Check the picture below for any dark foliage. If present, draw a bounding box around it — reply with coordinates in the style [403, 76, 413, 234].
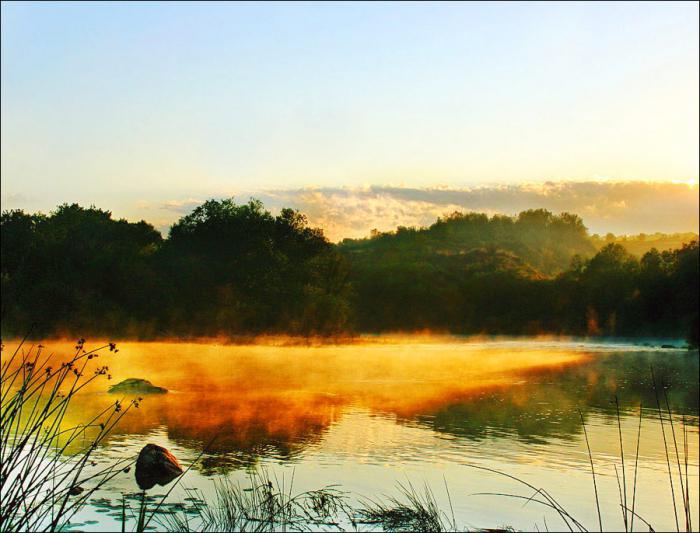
[340, 211, 698, 342]
[1, 201, 697, 344]
[1, 200, 350, 338]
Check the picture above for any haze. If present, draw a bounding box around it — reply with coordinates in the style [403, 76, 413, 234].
[1, 2, 698, 238]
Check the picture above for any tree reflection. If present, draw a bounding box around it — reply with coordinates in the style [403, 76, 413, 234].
[408, 351, 698, 443]
[7, 341, 697, 474]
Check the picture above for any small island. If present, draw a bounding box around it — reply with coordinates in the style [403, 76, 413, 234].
[108, 378, 168, 395]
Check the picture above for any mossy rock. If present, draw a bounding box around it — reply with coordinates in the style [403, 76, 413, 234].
[108, 378, 167, 394]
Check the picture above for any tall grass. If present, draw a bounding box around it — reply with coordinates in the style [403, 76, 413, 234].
[358, 478, 457, 532]
[159, 471, 461, 532]
[653, 366, 694, 533]
[579, 407, 602, 532]
[468, 366, 695, 533]
[0, 338, 135, 532]
[157, 469, 355, 532]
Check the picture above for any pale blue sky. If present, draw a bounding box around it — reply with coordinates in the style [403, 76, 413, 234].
[1, 1, 698, 235]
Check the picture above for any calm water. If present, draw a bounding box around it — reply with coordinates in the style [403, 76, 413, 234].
[5, 337, 699, 531]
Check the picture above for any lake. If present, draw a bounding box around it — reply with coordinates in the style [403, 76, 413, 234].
[3, 337, 698, 531]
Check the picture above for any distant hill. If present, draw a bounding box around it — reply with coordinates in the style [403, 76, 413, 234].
[339, 209, 593, 332]
[340, 209, 596, 277]
[590, 232, 699, 258]
[338, 210, 698, 339]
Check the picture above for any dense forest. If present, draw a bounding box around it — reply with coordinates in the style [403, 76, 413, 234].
[1, 200, 698, 345]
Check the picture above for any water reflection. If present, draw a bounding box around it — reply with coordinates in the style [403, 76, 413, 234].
[410, 351, 699, 445]
[119, 391, 341, 473]
[3, 339, 698, 473]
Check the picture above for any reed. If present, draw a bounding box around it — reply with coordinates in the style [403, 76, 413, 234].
[358, 479, 457, 532]
[650, 365, 680, 531]
[0, 337, 136, 532]
[579, 408, 602, 532]
[629, 402, 643, 532]
[614, 395, 628, 531]
[653, 366, 695, 533]
[157, 468, 355, 532]
[468, 373, 696, 533]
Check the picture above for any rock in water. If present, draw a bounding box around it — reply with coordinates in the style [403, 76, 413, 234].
[68, 485, 84, 496]
[135, 444, 183, 491]
[108, 378, 167, 394]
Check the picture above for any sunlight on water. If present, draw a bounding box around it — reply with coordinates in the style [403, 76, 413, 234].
[2, 337, 698, 531]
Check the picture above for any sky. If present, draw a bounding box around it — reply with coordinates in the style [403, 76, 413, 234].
[1, 1, 698, 239]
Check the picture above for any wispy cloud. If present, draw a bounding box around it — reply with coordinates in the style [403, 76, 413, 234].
[159, 199, 203, 214]
[1, 193, 30, 207]
[258, 181, 699, 241]
[132, 181, 698, 241]
[5, 181, 693, 241]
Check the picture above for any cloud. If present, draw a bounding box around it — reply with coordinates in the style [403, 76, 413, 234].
[159, 199, 204, 214]
[259, 181, 699, 241]
[259, 188, 469, 240]
[1, 192, 30, 208]
[132, 181, 698, 241]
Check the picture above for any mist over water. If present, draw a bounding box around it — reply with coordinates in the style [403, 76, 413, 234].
[3, 336, 697, 531]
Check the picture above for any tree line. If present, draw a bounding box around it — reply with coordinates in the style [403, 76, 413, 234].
[1, 200, 697, 345]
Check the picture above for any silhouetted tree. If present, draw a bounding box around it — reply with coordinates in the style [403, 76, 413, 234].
[1, 202, 697, 344]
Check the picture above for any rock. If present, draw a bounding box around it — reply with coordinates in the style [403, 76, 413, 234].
[135, 444, 183, 491]
[68, 485, 84, 496]
[108, 378, 167, 395]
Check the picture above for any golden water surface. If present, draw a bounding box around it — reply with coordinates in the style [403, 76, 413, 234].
[3, 337, 698, 531]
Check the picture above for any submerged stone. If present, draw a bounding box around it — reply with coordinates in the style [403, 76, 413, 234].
[108, 378, 167, 395]
[135, 444, 183, 491]
[68, 485, 84, 496]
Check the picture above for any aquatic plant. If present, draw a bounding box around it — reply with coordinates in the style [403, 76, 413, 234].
[157, 469, 355, 532]
[0, 337, 135, 532]
[358, 479, 457, 532]
[466, 368, 695, 533]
